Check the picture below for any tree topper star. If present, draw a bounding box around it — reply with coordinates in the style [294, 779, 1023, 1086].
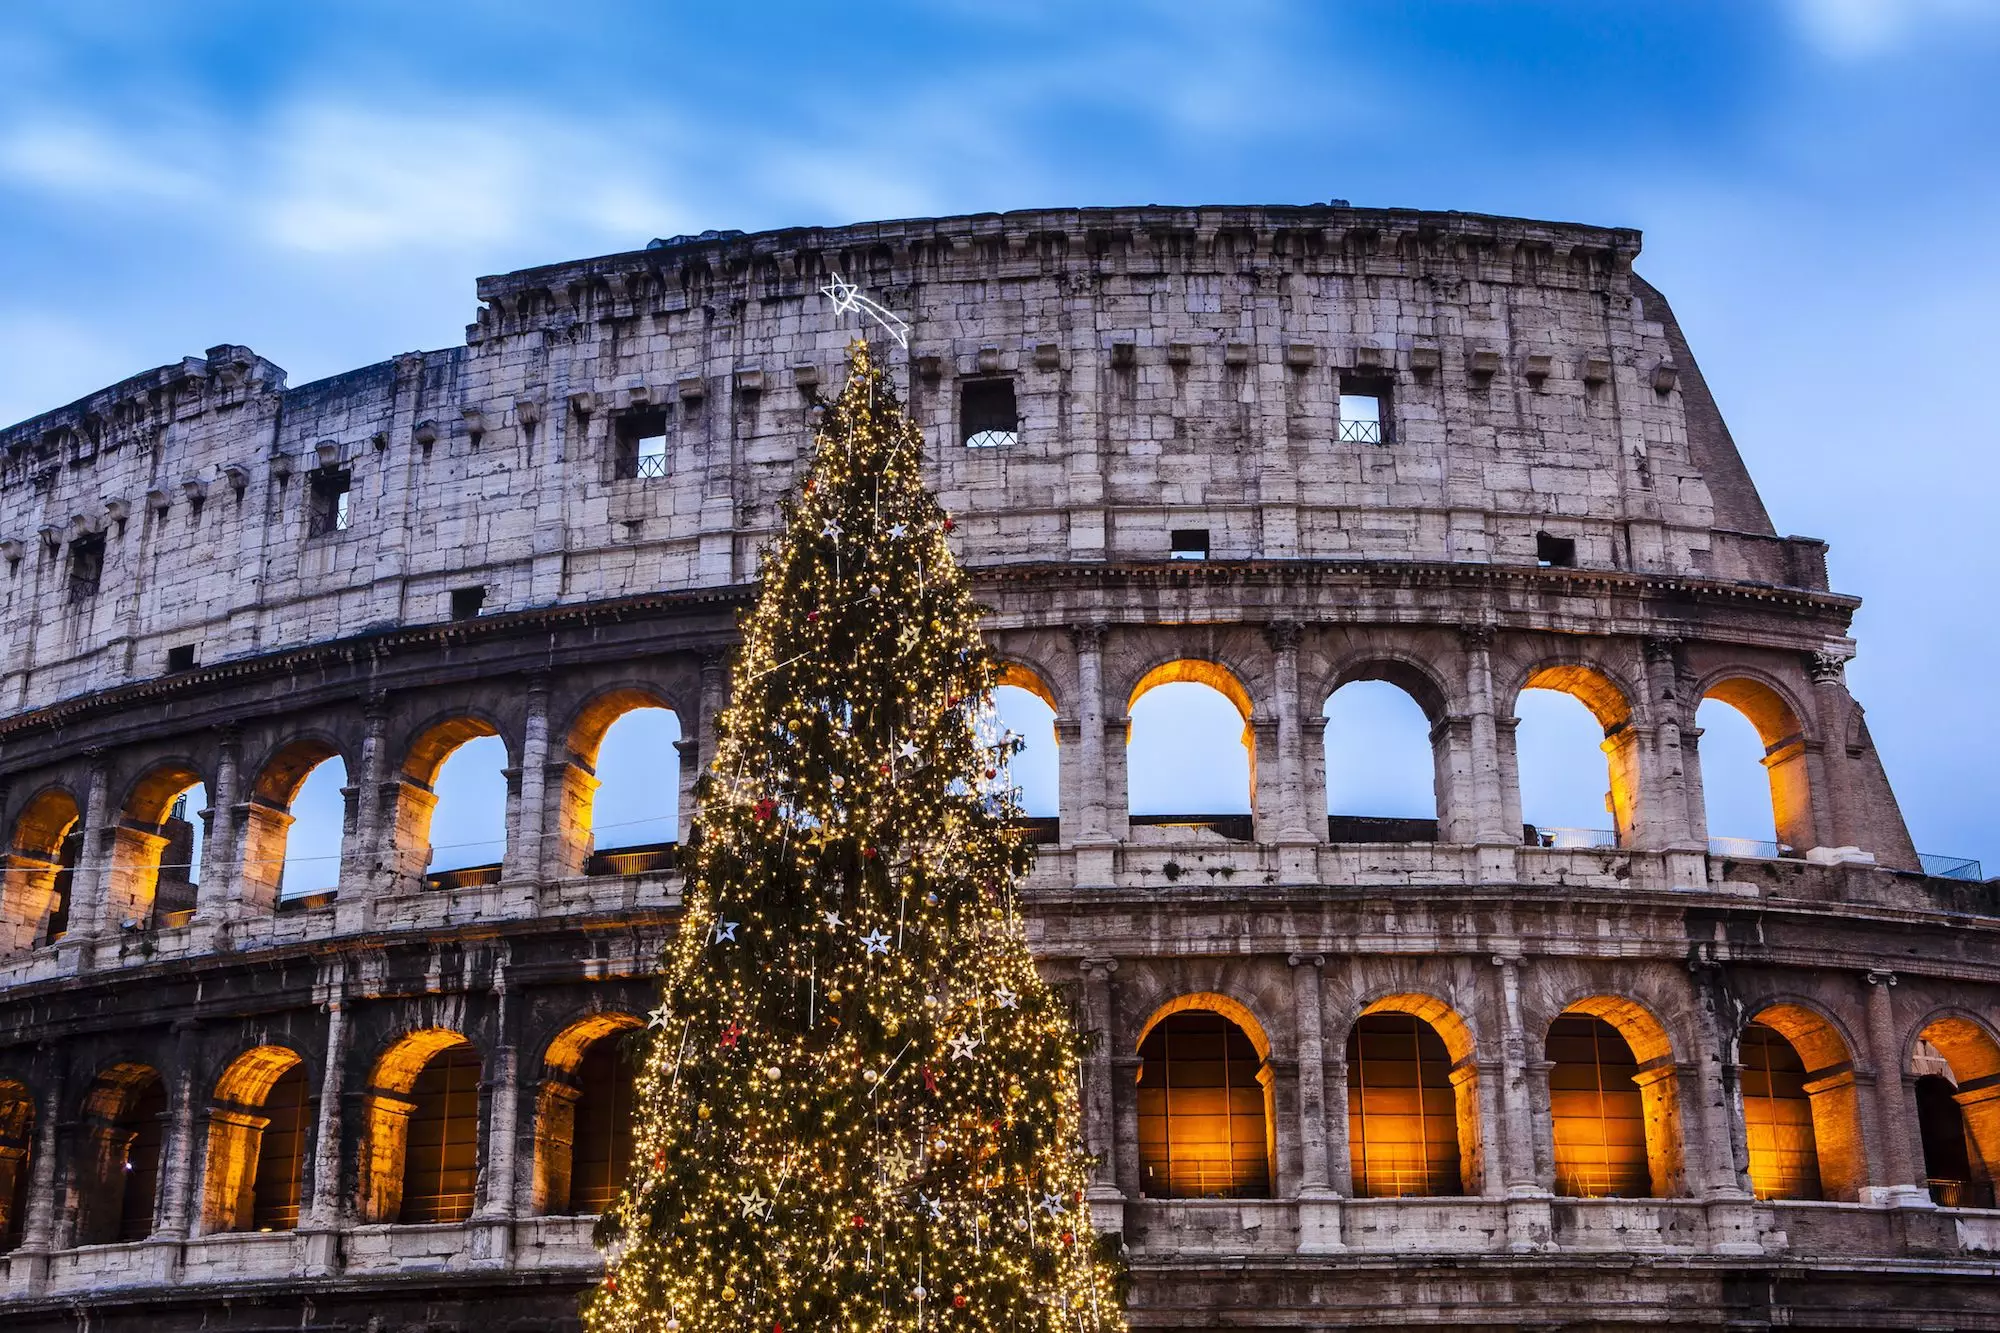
[819, 272, 910, 349]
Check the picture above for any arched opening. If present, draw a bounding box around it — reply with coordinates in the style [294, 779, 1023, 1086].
[244, 740, 349, 908]
[1516, 664, 1633, 848]
[993, 667, 1060, 838]
[1912, 1016, 2000, 1208]
[1700, 678, 1811, 856]
[361, 1030, 482, 1225]
[106, 765, 208, 930]
[1127, 662, 1255, 840]
[1135, 1000, 1273, 1198]
[200, 1046, 310, 1233]
[1346, 1000, 1472, 1197]
[74, 1063, 168, 1245]
[1323, 676, 1440, 843]
[0, 1080, 33, 1252]
[280, 755, 348, 901]
[2, 788, 81, 952]
[534, 1013, 643, 1215]
[1546, 1016, 1649, 1197]
[567, 694, 683, 877]
[399, 719, 508, 887]
[1740, 1005, 1865, 1201]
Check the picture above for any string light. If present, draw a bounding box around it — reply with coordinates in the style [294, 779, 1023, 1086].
[585, 340, 1125, 1333]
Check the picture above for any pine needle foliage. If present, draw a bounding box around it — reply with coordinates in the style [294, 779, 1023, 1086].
[586, 341, 1125, 1333]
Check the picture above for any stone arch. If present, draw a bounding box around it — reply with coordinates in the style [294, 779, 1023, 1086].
[1348, 992, 1480, 1197]
[394, 716, 510, 884]
[1544, 996, 1683, 1198]
[996, 659, 1063, 714]
[0, 1077, 34, 1252]
[1698, 672, 1814, 852]
[1321, 658, 1448, 836]
[1910, 1011, 2000, 1201]
[72, 1061, 169, 1245]
[1125, 659, 1258, 826]
[1325, 653, 1452, 724]
[2, 786, 82, 954]
[240, 736, 351, 911]
[199, 1045, 310, 1234]
[561, 685, 682, 768]
[1134, 993, 1275, 1199]
[993, 661, 1063, 827]
[555, 686, 686, 873]
[532, 1012, 643, 1215]
[360, 1029, 483, 1225]
[1512, 659, 1639, 847]
[1740, 1000, 1866, 1201]
[106, 760, 209, 932]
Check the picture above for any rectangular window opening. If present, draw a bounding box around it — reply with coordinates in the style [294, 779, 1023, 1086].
[1170, 529, 1210, 561]
[166, 644, 198, 673]
[960, 378, 1019, 449]
[1537, 531, 1577, 568]
[307, 468, 352, 537]
[1337, 377, 1390, 445]
[67, 534, 105, 603]
[450, 586, 486, 621]
[614, 409, 671, 480]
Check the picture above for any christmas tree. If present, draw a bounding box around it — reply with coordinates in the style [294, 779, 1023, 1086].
[586, 340, 1125, 1333]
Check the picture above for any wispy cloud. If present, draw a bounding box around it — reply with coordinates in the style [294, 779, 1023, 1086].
[1789, 0, 1999, 56]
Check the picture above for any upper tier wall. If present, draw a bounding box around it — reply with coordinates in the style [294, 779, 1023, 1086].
[0, 205, 1809, 717]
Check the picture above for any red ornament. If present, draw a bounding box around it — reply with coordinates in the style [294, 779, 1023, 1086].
[952, 1296, 967, 1310]
[984, 768, 997, 779]
[807, 609, 820, 623]
[863, 845, 879, 860]
[852, 1214, 868, 1229]
[754, 798, 778, 822]
[1061, 1230, 1074, 1246]
[922, 1065, 939, 1095]
[718, 1022, 743, 1049]
[943, 518, 955, 532]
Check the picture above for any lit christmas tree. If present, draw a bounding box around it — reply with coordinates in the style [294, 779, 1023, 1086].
[586, 339, 1125, 1333]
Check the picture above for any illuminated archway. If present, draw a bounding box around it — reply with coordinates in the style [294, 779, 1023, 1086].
[2, 787, 82, 952]
[200, 1046, 309, 1233]
[1347, 994, 1475, 1198]
[533, 1013, 643, 1215]
[1912, 1015, 2000, 1206]
[993, 663, 1061, 826]
[1323, 676, 1440, 837]
[0, 1080, 33, 1252]
[1126, 661, 1256, 828]
[563, 691, 683, 875]
[1516, 663, 1634, 847]
[105, 763, 208, 930]
[398, 719, 509, 881]
[243, 738, 349, 909]
[360, 1030, 483, 1224]
[1700, 676, 1812, 854]
[74, 1063, 168, 1244]
[1740, 1004, 1865, 1201]
[1550, 996, 1684, 1197]
[1135, 998, 1273, 1199]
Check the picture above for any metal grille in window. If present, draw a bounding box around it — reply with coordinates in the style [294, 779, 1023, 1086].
[67, 534, 104, 603]
[308, 469, 351, 536]
[1336, 391, 1384, 445]
[616, 410, 670, 480]
[961, 379, 1018, 449]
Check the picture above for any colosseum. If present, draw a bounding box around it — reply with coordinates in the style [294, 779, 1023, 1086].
[0, 203, 1994, 1330]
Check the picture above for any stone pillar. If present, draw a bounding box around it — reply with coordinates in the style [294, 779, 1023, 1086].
[1461, 629, 1520, 881]
[301, 976, 351, 1275]
[474, 964, 520, 1266]
[66, 751, 114, 951]
[352, 695, 394, 902]
[1805, 652, 1856, 852]
[1265, 623, 1317, 845]
[152, 1021, 200, 1240]
[1492, 954, 1552, 1252]
[1863, 970, 1927, 1205]
[503, 673, 551, 884]
[194, 725, 242, 918]
[13, 1067, 65, 1294]
[1289, 953, 1342, 1253]
[1069, 624, 1116, 885]
[1640, 637, 1701, 851]
[1077, 958, 1124, 1234]
[697, 649, 731, 774]
[675, 736, 701, 846]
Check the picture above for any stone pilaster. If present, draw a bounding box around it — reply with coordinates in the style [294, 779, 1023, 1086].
[1077, 957, 1124, 1234]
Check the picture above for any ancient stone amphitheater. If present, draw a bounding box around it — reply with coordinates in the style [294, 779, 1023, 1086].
[0, 204, 1994, 1331]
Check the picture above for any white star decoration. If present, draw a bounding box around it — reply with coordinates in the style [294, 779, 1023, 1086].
[647, 1004, 672, 1030]
[822, 519, 842, 539]
[711, 919, 739, 944]
[1038, 1191, 1066, 1217]
[819, 271, 911, 348]
[887, 522, 908, 539]
[921, 1194, 945, 1222]
[861, 928, 892, 956]
[948, 1031, 982, 1061]
[994, 987, 1018, 1010]
[897, 739, 918, 761]
[739, 1188, 770, 1220]
[823, 910, 844, 929]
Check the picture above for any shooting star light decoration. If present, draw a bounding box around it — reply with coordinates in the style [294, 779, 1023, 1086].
[819, 272, 909, 349]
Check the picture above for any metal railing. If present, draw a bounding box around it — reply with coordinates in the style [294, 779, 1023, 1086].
[1526, 826, 1619, 850]
[1707, 836, 1797, 861]
[584, 841, 678, 877]
[425, 863, 503, 891]
[1335, 418, 1383, 445]
[1919, 853, 1985, 882]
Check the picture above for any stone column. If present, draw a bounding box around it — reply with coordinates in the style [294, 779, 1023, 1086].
[1077, 958, 1124, 1234]
[13, 1066, 65, 1294]
[1863, 970, 1926, 1205]
[1640, 637, 1701, 851]
[194, 725, 242, 919]
[1289, 953, 1342, 1252]
[675, 736, 701, 847]
[1069, 625, 1116, 885]
[474, 962, 521, 1266]
[697, 649, 730, 774]
[1460, 629, 1519, 881]
[348, 694, 393, 909]
[1492, 954, 1552, 1252]
[68, 750, 114, 950]
[1265, 623, 1314, 842]
[1805, 652, 1856, 851]
[503, 673, 551, 885]
[301, 974, 351, 1275]
[152, 1021, 200, 1241]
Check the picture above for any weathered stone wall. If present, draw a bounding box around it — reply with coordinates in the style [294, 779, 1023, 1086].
[0, 206, 1989, 1331]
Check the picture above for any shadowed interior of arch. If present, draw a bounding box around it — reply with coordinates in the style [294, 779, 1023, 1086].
[1127, 664, 1253, 826]
[534, 1013, 643, 1215]
[1912, 1016, 2000, 1206]
[0, 1080, 32, 1251]
[75, 1063, 168, 1245]
[1323, 678, 1438, 835]
[201, 1045, 309, 1232]
[363, 1030, 482, 1225]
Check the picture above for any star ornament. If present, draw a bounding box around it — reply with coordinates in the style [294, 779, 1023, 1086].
[739, 1188, 771, 1220]
[647, 1004, 673, 1030]
[994, 987, 1018, 1010]
[1038, 1191, 1066, 1217]
[947, 1031, 982, 1061]
[711, 919, 740, 944]
[823, 910, 845, 930]
[861, 928, 892, 956]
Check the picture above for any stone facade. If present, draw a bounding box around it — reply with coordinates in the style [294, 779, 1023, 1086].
[0, 205, 1993, 1330]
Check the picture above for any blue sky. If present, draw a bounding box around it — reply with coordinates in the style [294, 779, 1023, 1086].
[4, 1, 1995, 876]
